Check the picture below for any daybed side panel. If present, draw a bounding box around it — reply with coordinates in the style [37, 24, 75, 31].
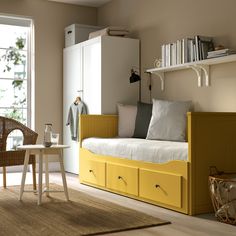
[79, 114, 118, 146]
[188, 112, 236, 215]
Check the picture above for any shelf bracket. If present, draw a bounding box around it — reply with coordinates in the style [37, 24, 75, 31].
[198, 64, 210, 86]
[188, 65, 202, 87]
[151, 71, 165, 91]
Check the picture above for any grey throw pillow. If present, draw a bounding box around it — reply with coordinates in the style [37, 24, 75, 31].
[133, 102, 153, 138]
[146, 99, 192, 142]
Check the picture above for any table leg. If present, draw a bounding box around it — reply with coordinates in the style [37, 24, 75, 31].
[3, 166, 6, 188]
[59, 149, 69, 201]
[38, 150, 43, 205]
[19, 150, 30, 201]
[32, 159, 37, 191]
[45, 155, 49, 197]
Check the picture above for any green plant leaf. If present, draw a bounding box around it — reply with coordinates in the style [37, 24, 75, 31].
[12, 80, 23, 88]
[15, 37, 25, 49]
[1, 37, 26, 72]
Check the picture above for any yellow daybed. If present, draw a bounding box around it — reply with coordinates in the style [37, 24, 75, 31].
[79, 112, 236, 215]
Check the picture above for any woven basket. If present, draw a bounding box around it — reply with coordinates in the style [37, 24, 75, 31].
[209, 166, 236, 225]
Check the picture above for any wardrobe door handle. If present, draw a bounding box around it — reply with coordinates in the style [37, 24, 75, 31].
[118, 176, 122, 180]
[155, 184, 160, 188]
[89, 169, 93, 173]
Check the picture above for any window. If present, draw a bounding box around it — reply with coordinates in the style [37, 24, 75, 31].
[0, 15, 34, 128]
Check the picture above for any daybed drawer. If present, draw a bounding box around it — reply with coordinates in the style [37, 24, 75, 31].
[106, 163, 138, 196]
[139, 169, 182, 208]
[80, 159, 106, 187]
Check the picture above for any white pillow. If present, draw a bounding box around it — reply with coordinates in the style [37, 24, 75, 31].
[146, 99, 192, 141]
[118, 103, 137, 137]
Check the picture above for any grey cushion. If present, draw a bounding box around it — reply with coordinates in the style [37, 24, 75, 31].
[133, 102, 153, 138]
[146, 99, 192, 142]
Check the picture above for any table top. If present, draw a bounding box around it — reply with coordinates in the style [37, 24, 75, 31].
[17, 144, 70, 150]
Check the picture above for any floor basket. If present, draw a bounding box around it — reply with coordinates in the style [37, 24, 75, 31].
[209, 166, 236, 225]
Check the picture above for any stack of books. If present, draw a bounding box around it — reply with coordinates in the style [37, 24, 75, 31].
[161, 35, 214, 67]
[207, 49, 236, 59]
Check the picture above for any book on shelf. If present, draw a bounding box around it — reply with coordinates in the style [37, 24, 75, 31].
[207, 53, 229, 59]
[161, 44, 166, 67]
[194, 36, 200, 61]
[188, 38, 195, 62]
[160, 35, 215, 67]
[182, 37, 198, 63]
[165, 43, 171, 67]
[176, 40, 182, 64]
[182, 38, 188, 64]
[161, 39, 193, 67]
[207, 50, 236, 59]
[208, 48, 236, 56]
[195, 35, 214, 60]
[193, 43, 197, 61]
[171, 43, 177, 66]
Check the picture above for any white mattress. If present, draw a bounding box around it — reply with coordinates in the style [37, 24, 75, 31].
[82, 138, 188, 164]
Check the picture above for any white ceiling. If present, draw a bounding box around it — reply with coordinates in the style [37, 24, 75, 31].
[48, 0, 112, 7]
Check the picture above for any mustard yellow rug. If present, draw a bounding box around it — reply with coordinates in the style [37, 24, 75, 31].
[0, 184, 170, 235]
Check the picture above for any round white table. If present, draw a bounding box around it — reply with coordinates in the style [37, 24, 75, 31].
[17, 144, 69, 205]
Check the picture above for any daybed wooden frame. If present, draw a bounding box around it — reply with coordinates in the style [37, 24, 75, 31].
[79, 112, 236, 215]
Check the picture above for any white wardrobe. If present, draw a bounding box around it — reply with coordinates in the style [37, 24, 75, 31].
[63, 36, 139, 174]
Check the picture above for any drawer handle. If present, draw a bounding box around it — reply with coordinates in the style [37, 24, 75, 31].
[89, 169, 93, 173]
[118, 176, 127, 185]
[155, 184, 160, 188]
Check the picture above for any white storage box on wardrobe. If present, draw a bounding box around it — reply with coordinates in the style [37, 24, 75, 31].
[64, 24, 101, 47]
[63, 36, 139, 174]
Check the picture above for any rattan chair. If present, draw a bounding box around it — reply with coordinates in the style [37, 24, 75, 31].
[0, 116, 38, 189]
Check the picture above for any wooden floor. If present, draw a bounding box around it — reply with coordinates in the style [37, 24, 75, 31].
[0, 172, 235, 236]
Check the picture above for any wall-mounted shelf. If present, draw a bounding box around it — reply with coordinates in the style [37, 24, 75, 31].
[146, 54, 236, 91]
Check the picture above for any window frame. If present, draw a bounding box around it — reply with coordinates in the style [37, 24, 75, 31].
[0, 14, 35, 129]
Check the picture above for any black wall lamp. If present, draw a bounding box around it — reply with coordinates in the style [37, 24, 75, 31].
[129, 69, 141, 101]
[130, 69, 141, 83]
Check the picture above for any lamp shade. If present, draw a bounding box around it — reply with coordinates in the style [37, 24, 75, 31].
[129, 70, 141, 83]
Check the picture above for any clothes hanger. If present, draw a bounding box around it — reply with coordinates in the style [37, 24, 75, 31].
[74, 96, 81, 105]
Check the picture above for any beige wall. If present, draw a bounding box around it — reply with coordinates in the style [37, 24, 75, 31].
[2, 0, 236, 144]
[98, 0, 236, 112]
[0, 0, 97, 142]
